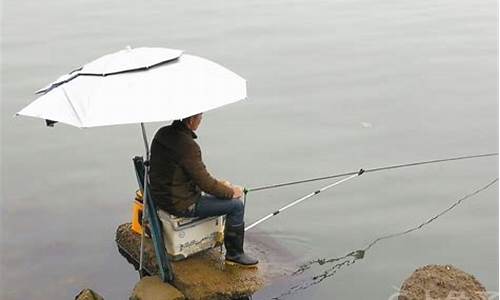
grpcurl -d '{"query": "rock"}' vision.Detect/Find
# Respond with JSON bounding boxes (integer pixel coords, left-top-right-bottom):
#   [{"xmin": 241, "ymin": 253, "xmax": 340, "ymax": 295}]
[
  {"xmin": 130, "ymin": 276, "xmax": 185, "ymax": 300},
  {"xmin": 170, "ymin": 249, "xmax": 262, "ymax": 300},
  {"xmin": 398, "ymin": 264, "xmax": 488, "ymax": 300},
  {"xmin": 116, "ymin": 223, "xmax": 265, "ymax": 300},
  {"xmin": 116, "ymin": 223, "xmax": 159, "ymax": 275},
  {"xmin": 75, "ymin": 289, "xmax": 104, "ymax": 300}
]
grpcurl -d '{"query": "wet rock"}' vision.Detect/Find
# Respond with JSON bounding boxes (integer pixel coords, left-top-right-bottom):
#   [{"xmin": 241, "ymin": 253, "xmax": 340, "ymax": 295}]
[
  {"xmin": 130, "ymin": 276, "xmax": 185, "ymax": 300},
  {"xmin": 398, "ymin": 264, "xmax": 488, "ymax": 300},
  {"xmin": 116, "ymin": 223, "xmax": 265, "ymax": 300},
  {"xmin": 116, "ymin": 223, "xmax": 159, "ymax": 275},
  {"xmin": 75, "ymin": 289, "xmax": 104, "ymax": 300}
]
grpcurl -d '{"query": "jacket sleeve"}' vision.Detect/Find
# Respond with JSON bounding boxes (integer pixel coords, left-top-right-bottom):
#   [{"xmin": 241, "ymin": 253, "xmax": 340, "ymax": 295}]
[{"xmin": 180, "ymin": 141, "xmax": 234, "ymax": 199}]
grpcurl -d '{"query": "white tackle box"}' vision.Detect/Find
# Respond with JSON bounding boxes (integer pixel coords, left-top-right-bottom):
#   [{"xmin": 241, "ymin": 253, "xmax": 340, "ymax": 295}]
[{"xmin": 157, "ymin": 210, "xmax": 225, "ymax": 261}]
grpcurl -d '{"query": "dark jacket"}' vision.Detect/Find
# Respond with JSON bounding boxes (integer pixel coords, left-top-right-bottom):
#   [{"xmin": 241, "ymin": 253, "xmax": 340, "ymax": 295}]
[{"xmin": 149, "ymin": 121, "xmax": 234, "ymax": 213}]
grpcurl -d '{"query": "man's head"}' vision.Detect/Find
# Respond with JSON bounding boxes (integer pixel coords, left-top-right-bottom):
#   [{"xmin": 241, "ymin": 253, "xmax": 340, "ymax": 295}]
[{"xmin": 182, "ymin": 113, "xmax": 203, "ymax": 131}]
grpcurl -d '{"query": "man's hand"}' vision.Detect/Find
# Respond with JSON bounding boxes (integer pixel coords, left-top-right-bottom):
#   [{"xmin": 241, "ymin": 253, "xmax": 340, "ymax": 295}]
[
  {"xmin": 232, "ymin": 185, "xmax": 244, "ymax": 199},
  {"xmin": 221, "ymin": 180, "xmax": 232, "ymax": 188},
  {"xmin": 221, "ymin": 180, "xmax": 243, "ymax": 199}
]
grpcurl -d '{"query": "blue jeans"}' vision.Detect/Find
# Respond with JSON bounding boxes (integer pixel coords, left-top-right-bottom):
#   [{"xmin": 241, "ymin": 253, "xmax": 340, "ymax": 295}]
[{"xmin": 194, "ymin": 194, "xmax": 244, "ymax": 227}]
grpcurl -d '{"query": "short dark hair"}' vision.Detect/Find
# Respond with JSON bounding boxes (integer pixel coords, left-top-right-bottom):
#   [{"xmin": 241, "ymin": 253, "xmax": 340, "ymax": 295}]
[
  {"xmin": 181, "ymin": 116, "xmax": 192, "ymax": 124},
  {"xmin": 182, "ymin": 113, "xmax": 202, "ymax": 123}
]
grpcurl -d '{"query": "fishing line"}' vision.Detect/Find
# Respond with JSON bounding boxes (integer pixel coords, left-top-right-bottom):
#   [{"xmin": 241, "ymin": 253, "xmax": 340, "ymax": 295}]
[
  {"xmin": 270, "ymin": 177, "xmax": 498, "ymax": 299},
  {"xmin": 246, "ymin": 152, "xmax": 498, "ymax": 193},
  {"xmin": 295, "ymin": 177, "xmax": 499, "ymax": 276},
  {"xmin": 360, "ymin": 177, "xmax": 499, "ymax": 253}
]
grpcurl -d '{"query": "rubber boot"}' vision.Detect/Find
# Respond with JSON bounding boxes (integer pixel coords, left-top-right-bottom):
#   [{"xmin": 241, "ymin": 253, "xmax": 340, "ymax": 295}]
[{"xmin": 224, "ymin": 223, "xmax": 259, "ymax": 267}]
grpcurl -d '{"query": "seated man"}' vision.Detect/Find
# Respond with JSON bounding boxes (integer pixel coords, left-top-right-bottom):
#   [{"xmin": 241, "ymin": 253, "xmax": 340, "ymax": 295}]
[{"xmin": 149, "ymin": 113, "xmax": 258, "ymax": 267}]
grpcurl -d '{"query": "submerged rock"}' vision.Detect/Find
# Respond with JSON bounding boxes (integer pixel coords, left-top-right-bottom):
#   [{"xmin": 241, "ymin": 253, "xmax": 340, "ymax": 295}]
[
  {"xmin": 116, "ymin": 223, "xmax": 265, "ymax": 300},
  {"xmin": 398, "ymin": 264, "xmax": 487, "ymax": 300},
  {"xmin": 75, "ymin": 289, "xmax": 104, "ymax": 300},
  {"xmin": 130, "ymin": 276, "xmax": 185, "ymax": 300}
]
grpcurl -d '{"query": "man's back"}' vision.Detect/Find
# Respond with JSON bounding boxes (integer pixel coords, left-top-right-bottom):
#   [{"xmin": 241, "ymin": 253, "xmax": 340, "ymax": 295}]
[{"xmin": 150, "ymin": 120, "xmax": 233, "ymax": 214}]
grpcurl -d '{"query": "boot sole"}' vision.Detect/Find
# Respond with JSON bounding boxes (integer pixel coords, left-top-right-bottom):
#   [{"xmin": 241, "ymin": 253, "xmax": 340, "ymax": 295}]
[{"xmin": 225, "ymin": 260, "xmax": 259, "ymax": 268}]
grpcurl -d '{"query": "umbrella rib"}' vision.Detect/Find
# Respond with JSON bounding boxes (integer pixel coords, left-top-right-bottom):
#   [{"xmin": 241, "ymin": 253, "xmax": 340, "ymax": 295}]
[
  {"xmin": 36, "ymin": 74, "xmax": 79, "ymax": 95},
  {"xmin": 79, "ymin": 57, "xmax": 180, "ymax": 76},
  {"xmin": 37, "ymin": 58, "xmax": 180, "ymax": 95},
  {"xmin": 61, "ymin": 86, "xmax": 84, "ymax": 127}
]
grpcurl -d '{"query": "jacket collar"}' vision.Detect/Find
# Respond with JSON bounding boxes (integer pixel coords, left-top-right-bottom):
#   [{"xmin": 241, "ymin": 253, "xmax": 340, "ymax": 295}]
[{"xmin": 172, "ymin": 120, "xmax": 197, "ymax": 139}]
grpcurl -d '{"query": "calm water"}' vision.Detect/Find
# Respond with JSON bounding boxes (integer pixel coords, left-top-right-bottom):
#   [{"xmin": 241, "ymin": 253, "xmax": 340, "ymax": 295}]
[{"xmin": 1, "ymin": 0, "xmax": 498, "ymax": 299}]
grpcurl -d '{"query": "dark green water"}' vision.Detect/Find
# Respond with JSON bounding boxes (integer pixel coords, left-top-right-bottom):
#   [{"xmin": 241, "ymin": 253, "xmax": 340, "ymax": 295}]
[{"xmin": 1, "ymin": 0, "xmax": 498, "ymax": 299}]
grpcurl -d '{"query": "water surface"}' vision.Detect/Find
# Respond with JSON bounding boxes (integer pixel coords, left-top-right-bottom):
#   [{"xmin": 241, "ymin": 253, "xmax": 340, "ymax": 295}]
[{"xmin": 1, "ymin": 0, "xmax": 498, "ymax": 299}]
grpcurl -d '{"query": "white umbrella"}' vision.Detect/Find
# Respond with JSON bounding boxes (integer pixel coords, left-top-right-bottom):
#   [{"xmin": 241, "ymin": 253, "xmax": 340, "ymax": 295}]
[
  {"xmin": 18, "ymin": 46, "xmax": 246, "ymax": 127},
  {"xmin": 16, "ymin": 46, "xmax": 248, "ymax": 283}
]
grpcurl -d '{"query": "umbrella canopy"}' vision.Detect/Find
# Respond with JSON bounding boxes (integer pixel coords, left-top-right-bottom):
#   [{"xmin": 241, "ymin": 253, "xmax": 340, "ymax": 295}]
[{"xmin": 17, "ymin": 46, "xmax": 247, "ymax": 127}]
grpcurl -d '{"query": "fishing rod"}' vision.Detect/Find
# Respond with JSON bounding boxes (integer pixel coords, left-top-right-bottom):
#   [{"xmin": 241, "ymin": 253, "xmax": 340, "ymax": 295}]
[
  {"xmin": 243, "ymin": 152, "xmax": 497, "ymax": 231},
  {"xmin": 245, "ymin": 169, "xmax": 365, "ymax": 231},
  {"xmin": 245, "ymin": 152, "xmax": 498, "ymax": 193}
]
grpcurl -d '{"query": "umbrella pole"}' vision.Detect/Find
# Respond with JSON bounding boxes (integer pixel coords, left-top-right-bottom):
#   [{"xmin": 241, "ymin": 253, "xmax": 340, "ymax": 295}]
[
  {"xmin": 139, "ymin": 123, "xmax": 150, "ymax": 277},
  {"xmin": 138, "ymin": 123, "xmax": 174, "ymax": 282}
]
